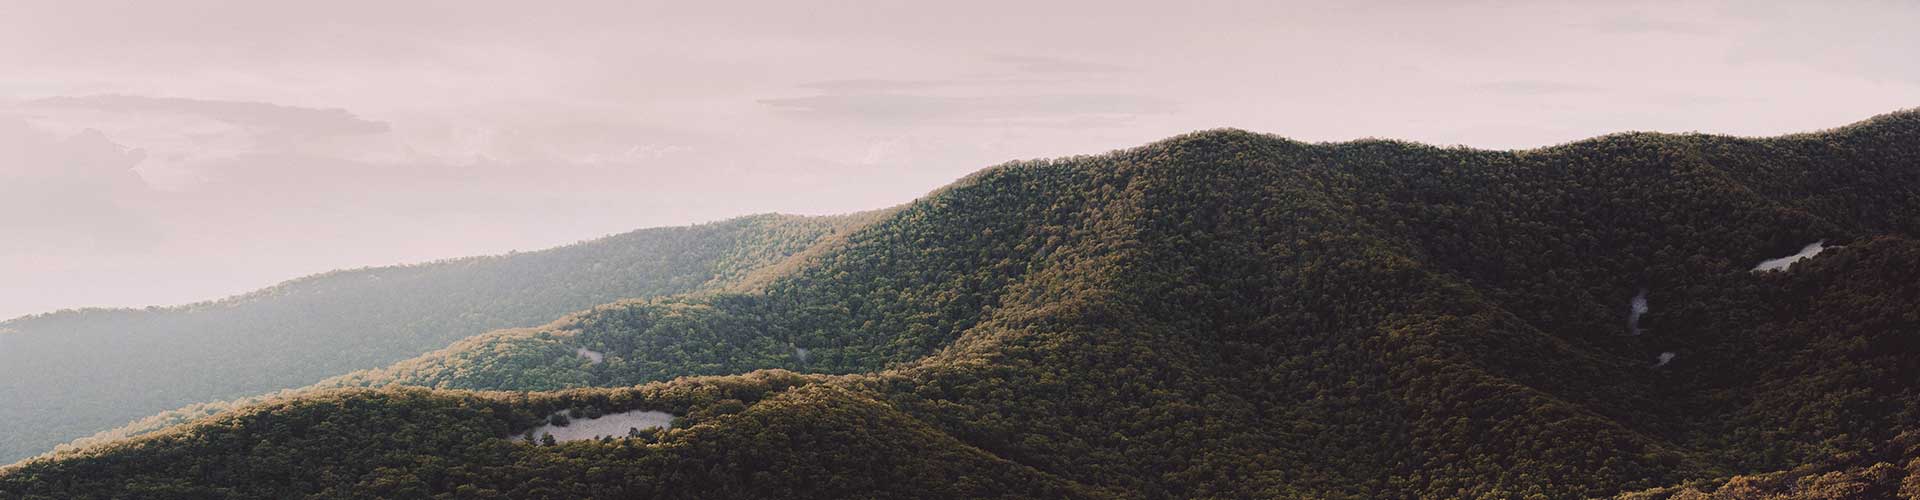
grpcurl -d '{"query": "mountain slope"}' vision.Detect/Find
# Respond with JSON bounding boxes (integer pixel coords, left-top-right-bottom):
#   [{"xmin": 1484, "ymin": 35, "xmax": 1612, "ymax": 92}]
[
  {"xmin": 0, "ymin": 213, "xmax": 858, "ymax": 463},
  {"xmin": 5, "ymin": 110, "xmax": 1919, "ymax": 498}
]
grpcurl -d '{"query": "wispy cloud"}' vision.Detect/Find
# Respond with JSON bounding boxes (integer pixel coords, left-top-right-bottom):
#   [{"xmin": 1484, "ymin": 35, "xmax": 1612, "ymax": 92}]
[
  {"xmin": 988, "ymin": 55, "xmax": 1130, "ymax": 75},
  {"xmin": 27, "ymin": 95, "xmax": 390, "ymax": 137},
  {"xmin": 0, "ymin": 116, "xmax": 158, "ymax": 254},
  {"xmin": 13, "ymin": 95, "xmax": 403, "ymax": 190},
  {"xmin": 770, "ymin": 55, "xmax": 1157, "ymax": 127},
  {"xmin": 760, "ymin": 93, "xmax": 1174, "ymax": 127},
  {"xmin": 1574, "ymin": 14, "xmax": 1715, "ymax": 36},
  {"xmin": 1469, "ymin": 80, "xmax": 1602, "ymax": 96},
  {"xmin": 797, "ymin": 79, "xmax": 956, "ymax": 94}
]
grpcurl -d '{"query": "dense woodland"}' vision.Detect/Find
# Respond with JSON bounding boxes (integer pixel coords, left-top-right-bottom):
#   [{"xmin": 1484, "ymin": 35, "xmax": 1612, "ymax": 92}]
[
  {"xmin": 4, "ymin": 110, "xmax": 1920, "ymax": 498},
  {"xmin": 0, "ymin": 213, "xmax": 855, "ymax": 463}
]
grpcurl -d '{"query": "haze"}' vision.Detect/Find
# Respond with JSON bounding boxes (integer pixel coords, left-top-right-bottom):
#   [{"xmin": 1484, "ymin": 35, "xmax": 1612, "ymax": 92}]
[{"xmin": 2, "ymin": 0, "xmax": 1916, "ymax": 320}]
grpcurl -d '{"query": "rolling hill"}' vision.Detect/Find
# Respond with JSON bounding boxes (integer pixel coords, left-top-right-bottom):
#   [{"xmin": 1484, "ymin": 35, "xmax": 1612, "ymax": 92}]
[
  {"xmin": 0, "ymin": 213, "xmax": 858, "ymax": 463},
  {"xmin": 4, "ymin": 110, "xmax": 1919, "ymax": 498}
]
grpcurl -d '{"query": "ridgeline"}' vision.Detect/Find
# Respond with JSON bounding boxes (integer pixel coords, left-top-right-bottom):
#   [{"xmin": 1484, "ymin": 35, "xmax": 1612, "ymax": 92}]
[{"xmin": 6, "ymin": 111, "xmax": 1920, "ymax": 499}]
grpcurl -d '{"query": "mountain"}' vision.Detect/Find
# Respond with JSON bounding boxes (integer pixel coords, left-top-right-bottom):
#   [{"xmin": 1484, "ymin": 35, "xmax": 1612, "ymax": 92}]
[
  {"xmin": 0, "ymin": 213, "xmax": 858, "ymax": 463},
  {"xmin": 5, "ymin": 110, "xmax": 1919, "ymax": 499}
]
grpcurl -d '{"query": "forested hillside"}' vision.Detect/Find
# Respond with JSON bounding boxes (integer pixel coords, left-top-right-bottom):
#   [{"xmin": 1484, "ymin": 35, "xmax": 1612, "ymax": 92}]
[
  {"xmin": 5, "ymin": 110, "xmax": 1918, "ymax": 499},
  {"xmin": 0, "ymin": 213, "xmax": 857, "ymax": 463}
]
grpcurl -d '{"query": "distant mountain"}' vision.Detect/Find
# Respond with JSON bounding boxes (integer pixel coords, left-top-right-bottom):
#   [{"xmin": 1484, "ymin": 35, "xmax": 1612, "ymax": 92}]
[
  {"xmin": 5, "ymin": 110, "xmax": 1919, "ymax": 499},
  {"xmin": 0, "ymin": 213, "xmax": 858, "ymax": 463}
]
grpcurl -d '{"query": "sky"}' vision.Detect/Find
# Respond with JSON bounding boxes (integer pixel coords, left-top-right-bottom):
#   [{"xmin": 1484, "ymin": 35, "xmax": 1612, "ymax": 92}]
[{"xmin": 1, "ymin": 0, "xmax": 1917, "ymax": 320}]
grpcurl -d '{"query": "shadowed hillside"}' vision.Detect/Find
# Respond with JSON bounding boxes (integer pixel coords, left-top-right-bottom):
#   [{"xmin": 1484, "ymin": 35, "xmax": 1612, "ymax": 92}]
[{"xmin": 5, "ymin": 110, "xmax": 1919, "ymax": 499}]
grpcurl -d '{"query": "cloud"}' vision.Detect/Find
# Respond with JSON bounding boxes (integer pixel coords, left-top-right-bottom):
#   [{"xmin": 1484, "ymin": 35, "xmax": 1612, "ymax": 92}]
[
  {"xmin": 0, "ymin": 116, "xmax": 158, "ymax": 254},
  {"xmin": 0, "ymin": 117, "xmax": 147, "ymax": 186},
  {"xmin": 11, "ymin": 95, "xmax": 406, "ymax": 189},
  {"xmin": 771, "ymin": 54, "xmax": 1153, "ymax": 129},
  {"xmin": 1575, "ymin": 14, "xmax": 1715, "ymax": 36},
  {"xmin": 989, "ymin": 55, "xmax": 1130, "ymax": 74},
  {"xmin": 798, "ymin": 79, "xmax": 956, "ymax": 94},
  {"xmin": 760, "ymin": 93, "xmax": 1174, "ymax": 127},
  {"xmin": 27, "ymin": 95, "xmax": 389, "ymax": 137},
  {"xmin": 1723, "ymin": 3, "xmax": 1920, "ymax": 85},
  {"xmin": 1470, "ymin": 80, "xmax": 1602, "ymax": 96}
]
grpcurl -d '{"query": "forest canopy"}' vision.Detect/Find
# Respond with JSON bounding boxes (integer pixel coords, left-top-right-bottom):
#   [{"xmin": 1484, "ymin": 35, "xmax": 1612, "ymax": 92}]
[{"xmin": 5, "ymin": 110, "xmax": 1920, "ymax": 499}]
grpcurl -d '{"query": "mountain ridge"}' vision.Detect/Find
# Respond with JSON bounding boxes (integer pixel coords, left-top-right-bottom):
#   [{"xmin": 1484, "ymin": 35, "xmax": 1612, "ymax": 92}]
[
  {"xmin": 6, "ymin": 109, "xmax": 1919, "ymax": 498},
  {"xmin": 0, "ymin": 212, "xmax": 864, "ymax": 463},
  {"xmin": 0, "ymin": 212, "xmax": 849, "ymax": 326}
]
